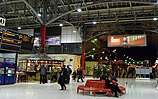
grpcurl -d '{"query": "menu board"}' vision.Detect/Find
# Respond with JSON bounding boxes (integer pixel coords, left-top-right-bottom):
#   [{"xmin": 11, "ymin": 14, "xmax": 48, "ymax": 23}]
[{"xmin": 0, "ymin": 30, "xmax": 34, "ymax": 52}]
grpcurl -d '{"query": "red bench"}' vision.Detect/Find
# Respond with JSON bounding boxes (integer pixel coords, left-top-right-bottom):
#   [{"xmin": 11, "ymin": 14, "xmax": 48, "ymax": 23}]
[{"xmin": 77, "ymin": 79, "xmax": 126, "ymax": 96}]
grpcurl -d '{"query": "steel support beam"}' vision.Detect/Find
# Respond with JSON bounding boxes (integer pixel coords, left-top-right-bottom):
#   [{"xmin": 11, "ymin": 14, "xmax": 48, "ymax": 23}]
[
  {"xmin": 46, "ymin": 1, "xmax": 157, "ymax": 26},
  {"xmin": 22, "ymin": 0, "xmax": 43, "ymax": 24}
]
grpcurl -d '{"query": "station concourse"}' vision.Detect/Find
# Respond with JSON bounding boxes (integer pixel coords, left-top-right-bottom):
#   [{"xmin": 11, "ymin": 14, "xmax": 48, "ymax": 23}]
[{"xmin": 0, "ymin": 0, "xmax": 158, "ymax": 99}]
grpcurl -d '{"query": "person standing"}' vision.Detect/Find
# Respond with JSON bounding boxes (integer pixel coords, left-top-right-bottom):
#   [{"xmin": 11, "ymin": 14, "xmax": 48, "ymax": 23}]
[
  {"xmin": 39, "ymin": 65, "xmax": 47, "ymax": 84},
  {"xmin": 66, "ymin": 65, "xmax": 72, "ymax": 84},
  {"xmin": 77, "ymin": 67, "xmax": 84, "ymax": 82},
  {"xmin": 58, "ymin": 65, "xmax": 67, "ymax": 90},
  {"xmin": 72, "ymin": 70, "xmax": 77, "ymax": 81}
]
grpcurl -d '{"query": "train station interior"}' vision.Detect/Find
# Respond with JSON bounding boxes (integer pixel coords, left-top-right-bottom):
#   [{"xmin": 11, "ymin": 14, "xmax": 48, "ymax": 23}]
[{"xmin": 0, "ymin": 0, "xmax": 158, "ymax": 99}]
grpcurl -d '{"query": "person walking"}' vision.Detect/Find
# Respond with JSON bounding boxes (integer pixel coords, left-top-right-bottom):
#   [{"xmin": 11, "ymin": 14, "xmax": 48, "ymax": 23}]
[
  {"xmin": 66, "ymin": 65, "xmax": 72, "ymax": 84},
  {"xmin": 39, "ymin": 65, "xmax": 47, "ymax": 84},
  {"xmin": 58, "ymin": 65, "xmax": 67, "ymax": 90},
  {"xmin": 72, "ymin": 70, "xmax": 77, "ymax": 81},
  {"xmin": 77, "ymin": 67, "xmax": 84, "ymax": 82}
]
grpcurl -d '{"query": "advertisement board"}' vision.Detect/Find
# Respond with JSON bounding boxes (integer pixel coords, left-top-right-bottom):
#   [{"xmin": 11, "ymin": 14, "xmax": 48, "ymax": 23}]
[{"xmin": 108, "ymin": 34, "xmax": 147, "ymax": 47}]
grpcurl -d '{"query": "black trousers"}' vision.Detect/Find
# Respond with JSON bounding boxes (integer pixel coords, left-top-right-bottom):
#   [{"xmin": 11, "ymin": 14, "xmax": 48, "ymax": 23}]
[
  {"xmin": 107, "ymin": 84, "xmax": 121, "ymax": 97},
  {"xmin": 77, "ymin": 75, "xmax": 84, "ymax": 82},
  {"xmin": 40, "ymin": 75, "xmax": 46, "ymax": 84}
]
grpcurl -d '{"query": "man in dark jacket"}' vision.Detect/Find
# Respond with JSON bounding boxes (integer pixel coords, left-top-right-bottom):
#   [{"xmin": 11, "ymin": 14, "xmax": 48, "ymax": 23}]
[
  {"xmin": 66, "ymin": 65, "xmax": 72, "ymax": 84},
  {"xmin": 77, "ymin": 67, "xmax": 84, "ymax": 82},
  {"xmin": 58, "ymin": 65, "xmax": 67, "ymax": 90},
  {"xmin": 106, "ymin": 76, "xmax": 121, "ymax": 98},
  {"xmin": 39, "ymin": 65, "xmax": 47, "ymax": 84}
]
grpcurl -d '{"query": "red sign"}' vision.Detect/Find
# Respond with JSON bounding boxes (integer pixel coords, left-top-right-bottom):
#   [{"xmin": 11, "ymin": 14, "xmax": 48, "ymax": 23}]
[{"xmin": 8, "ymin": 64, "xmax": 14, "ymax": 66}]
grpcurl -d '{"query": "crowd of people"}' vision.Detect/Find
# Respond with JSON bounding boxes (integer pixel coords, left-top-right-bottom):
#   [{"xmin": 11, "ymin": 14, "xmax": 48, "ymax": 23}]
[{"xmin": 39, "ymin": 65, "xmax": 85, "ymax": 90}]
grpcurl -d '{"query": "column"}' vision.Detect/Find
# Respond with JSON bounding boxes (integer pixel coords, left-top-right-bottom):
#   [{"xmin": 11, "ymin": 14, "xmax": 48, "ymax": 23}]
[
  {"xmin": 40, "ymin": 25, "xmax": 46, "ymax": 54},
  {"xmin": 81, "ymin": 41, "xmax": 85, "ymax": 69}
]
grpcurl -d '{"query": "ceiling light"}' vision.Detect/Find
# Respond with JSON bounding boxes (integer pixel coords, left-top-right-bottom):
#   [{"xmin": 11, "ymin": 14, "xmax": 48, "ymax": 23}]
[
  {"xmin": 38, "ymin": 13, "xmax": 42, "ymax": 16},
  {"xmin": 59, "ymin": 24, "xmax": 63, "ymax": 26},
  {"xmin": 94, "ymin": 38, "xmax": 97, "ymax": 41},
  {"xmin": 77, "ymin": 8, "xmax": 82, "ymax": 12},
  {"xmin": 113, "ymin": 49, "xmax": 116, "ymax": 52},
  {"xmin": 93, "ymin": 21, "xmax": 97, "ymax": 24},
  {"xmin": 92, "ymin": 48, "xmax": 95, "ymax": 51},
  {"xmin": 18, "ymin": 27, "xmax": 21, "ymax": 30},
  {"xmin": 73, "ymin": 30, "xmax": 76, "ymax": 33},
  {"xmin": 102, "ymin": 51, "xmax": 104, "ymax": 54},
  {"xmin": 153, "ymin": 18, "xmax": 158, "ymax": 21},
  {"xmin": 105, "ymin": 56, "xmax": 108, "ymax": 59}
]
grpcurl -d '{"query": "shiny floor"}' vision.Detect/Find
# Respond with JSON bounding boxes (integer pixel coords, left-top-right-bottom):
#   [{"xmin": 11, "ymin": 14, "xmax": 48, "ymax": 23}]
[{"xmin": 0, "ymin": 78, "xmax": 158, "ymax": 99}]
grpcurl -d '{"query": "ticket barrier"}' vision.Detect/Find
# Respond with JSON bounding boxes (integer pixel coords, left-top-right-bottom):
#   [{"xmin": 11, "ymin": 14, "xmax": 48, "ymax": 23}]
[
  {"xmin": 5, "ymin": 62, "xmax": 16, "ymax": 84},
  {"xmin": 0, "ymin": 62, "xmax": 5, "ymax": 84}
]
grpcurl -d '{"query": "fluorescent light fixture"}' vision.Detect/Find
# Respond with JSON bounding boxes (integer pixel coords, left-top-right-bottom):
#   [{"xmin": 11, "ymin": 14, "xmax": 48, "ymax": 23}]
[
  {"xmin": 153, "ymin": 18, "xmax": 158, "ymax": 21},
  {"xmin": 93, "ymin": 21, "xmax": 97, "ymax": 24},
  {"xmin": 77, "ymin": 8, "xmax": 82, "ymax": 12},
  {"xmin": 59, "ymin": 24, "xmax": 63, "ymax": 26},
  {"xmin": 38, "ymin": 13, "xmax": 42, "ymax": 16},
  {"xmin": 18, "ymin": 27, "xmax": 21, "ymax": 30}
]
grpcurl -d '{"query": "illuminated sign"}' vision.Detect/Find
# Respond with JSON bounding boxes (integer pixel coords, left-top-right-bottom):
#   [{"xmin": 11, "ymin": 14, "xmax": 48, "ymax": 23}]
[
  {"xmin": 0, "ymin": 30, "xmax": 34, "ymax": 52},
  {"xmin": 0, "ymin": 17, "xmax": 6, "ymax": 26},
  {"xmin": 108, "ymin": 34, "xmax": 147, "ymax": 47}
]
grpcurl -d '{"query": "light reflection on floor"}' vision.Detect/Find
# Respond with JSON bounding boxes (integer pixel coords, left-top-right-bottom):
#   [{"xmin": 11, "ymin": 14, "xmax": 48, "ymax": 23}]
[{"xmin": 0, "ymin": 78, "xmax": 157, "ymax": 99}]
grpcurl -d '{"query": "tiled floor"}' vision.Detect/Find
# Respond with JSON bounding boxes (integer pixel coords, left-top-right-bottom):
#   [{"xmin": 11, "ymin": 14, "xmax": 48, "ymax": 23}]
[{"xmin": 0, "ymin": 78, "xmax": 158, "ymax": 99}]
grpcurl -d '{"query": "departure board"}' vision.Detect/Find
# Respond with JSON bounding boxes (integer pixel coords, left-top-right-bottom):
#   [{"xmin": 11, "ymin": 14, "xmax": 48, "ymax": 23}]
[{"xmin": 0, "ymin": 29, "xmax": 34, "ymax": 52}]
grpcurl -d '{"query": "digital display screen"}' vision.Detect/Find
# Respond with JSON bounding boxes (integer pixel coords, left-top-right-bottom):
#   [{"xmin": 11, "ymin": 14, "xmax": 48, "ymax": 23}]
[
  {"xmin": 2, "ymin": 38, "xmax": 22, "ymax": 45},
  {"xmin": 46, "ymin": 36, "xmax": 61, "ymax": 45},
  {"xmin": 3, "ymin": 31, "xmax": 23, "ymax": 40},
  {"xmin": 0, "ymin": 30, "xmax": 34, "ymax": 52},
  {"xmin": 108, "ymin": 34, "xmax": 147, "ymax": 47}
]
